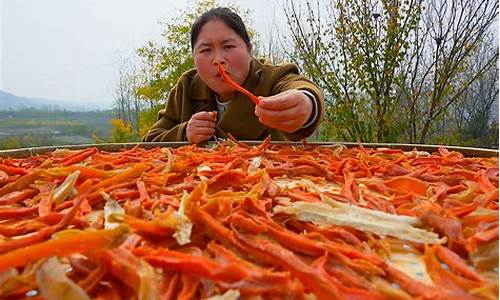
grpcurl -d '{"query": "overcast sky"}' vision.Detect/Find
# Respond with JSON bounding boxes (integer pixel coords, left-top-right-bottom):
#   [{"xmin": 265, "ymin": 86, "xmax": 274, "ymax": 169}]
[{"xmin": 1, "ymin": 0, "xmax": 285, "ymax": 109}]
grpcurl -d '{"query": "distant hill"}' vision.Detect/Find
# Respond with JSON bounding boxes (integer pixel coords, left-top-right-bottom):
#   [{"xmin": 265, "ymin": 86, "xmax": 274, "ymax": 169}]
[{"xmin": 0, "ymin": 90, "xmax": 111, "ymax": 111}]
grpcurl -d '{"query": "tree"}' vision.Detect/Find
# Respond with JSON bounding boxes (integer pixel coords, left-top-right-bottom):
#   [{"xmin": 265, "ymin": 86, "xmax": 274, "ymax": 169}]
[
  {"xmin": 400, "ymin": 0, "xmax": 498, "ymax": 143},
  {"xmin": 113, "ymin": 59, "xmax": 143, "ymax": 140},
  {"xmin": 283, "ymin": 0, "xmax": 421, "ymax": 142},
  {"xmin": 109, "ymin": 119, "xmax": 133, "ymax": 143},
  {"xmin": 450, "ymin": 34, "xmax": 499, "ymax": 148},
  {"xmin": 281, "ymin": 0, "xmax": 498, "ymax": 145}
]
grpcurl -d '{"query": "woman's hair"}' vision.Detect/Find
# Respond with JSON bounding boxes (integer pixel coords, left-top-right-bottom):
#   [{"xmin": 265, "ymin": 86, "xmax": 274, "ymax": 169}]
[{"xmin": 190, "ymin": 7, "xmax": 251, "ymax": 51}]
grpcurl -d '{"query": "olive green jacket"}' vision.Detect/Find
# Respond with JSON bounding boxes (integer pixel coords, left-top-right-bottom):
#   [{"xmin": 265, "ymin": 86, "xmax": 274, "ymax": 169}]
[{"xmin": 142, "ymin": 58, "xmax": 324, "ymax": 142}]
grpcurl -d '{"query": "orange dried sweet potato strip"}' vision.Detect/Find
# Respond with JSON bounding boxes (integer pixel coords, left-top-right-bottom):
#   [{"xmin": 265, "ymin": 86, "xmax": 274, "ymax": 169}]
[
  {"xmin": 85, "ymin": 180, "xmax": 137, "ymax": 205},
  {"xmin": 424, "ymin": 245, "xmax": 486, "ymax": 296},
  {"xmin": 218, "ymin": 64, "xmax": 259, "ymax": 105},
  {"xmin": 0, "ymin": 225, "xmax": 128, "ymax": 272},
  {"xmin": 312, "ymin": 253, "xmax": 384, "ymax": 299},
  {"xmin": 291, "ymin": 157, "xmax": 333, "ymax": 177},
  {"xmin": 252, "ymin": 213, "xmax": 385, "ymax": 275},
  {"xmin": 102, "ymin": 246, "xmax": 158, "ymax": 299},
  {"xmin": 462, "ymin": 214, "xmax": 498, "ymax": 228},
  {"xmin": 384, "ymin": 175, "xmax": 429, "ymax": 196},
  {"xmin": 136, "ymin": 180, "xmax": 151, "ymax": 203},
  {"xmin": 189, "ymin": 203, "xmax": 276, "ymax": 265},
  {"xmin": 0, "ymin": 213, "xmax": 87, "ymax": 237},
  {"xmin": 109, "ymin": 188, "xmax": 140, "ymax": 200},
  {"xmin": 320, "ymin": 242, "xmax": 385, "ymax": 275},
  {"xmin": 228, "ymin": 212, "xmax": 267, "ymax": 235},
  {"xmin": 0, "ymin": 206, "xmax": 38, "ymax": 220},
  {"xmin": 159, "ymin": 273, "xmax": 180, "ymax": 300},
  {"xmin": 324, "ymin": 263, "xmax": 374, "ymax": 291},
  {"xmin": 78, "ymin": 260, "xmax": 107, "ymax": 293},
  {"xmin": 232, "ymin": 231, "xmax": 344, "ymax": 300},
  {"xmin": 288, "ymin": 220, "xmax": 363, "ymax": 246},
  {"xmin": 242, "ymin": 214, "xmax": 324, "ymax": 256},
  {"xmin": 63, "ymin": 165, "xmax": 110, "ymax": 178},
  {"xmin": 59, "ymin": 147, "xmax": 98, "ymax": 166},
  {"xmin": 206, "ymin": 241, "xmax": 291, "ymax": 285},
  {"xmin": 177, "ymin": 274, "xmax": 200, "ymax": 300},
  {"xmin": 93, "ymin": 163, "xmax": 149, "ymax": 191},
  {"xmin": 434, "ymin": 245, "xmax": 487, "ymax": 282},
  {"xmin": 466, "ymin": 227, "xmax": 499, "ymax": 252},
  {"xmin": 419, "ymin": 209, "xmax": 464, "ymax": 241},
  {"xmin": 134, "ymin": 247, "xmax": 251, "ymax": 283},
  {"xmin": 341, "ymin": 169, "xmax": 358, "ymax": 202},
  {"xmin": 37, "ymin": 187, "xmax": 54, "ymax": 217},
  {"xmin": 286, "ymin": 188, "xmax": 321, "ymax": 203},
  {"xmin": 0, "ymin": 189, "xmax": 38, "ymax": 205},
  {"xmin": 477, "ymin": 171, "xmax": 496, "ymax": 193},
  {"xmin": 0, "ymin": 171, "xmax": 39, "ymax": 197},
  {"xmin": 383, "ymin": 264, "xmax": 439, "ymax": 298},
  {"xmin": 113, "ymin": 213, "xmax": 175, "ymax": 240},
  {"xmin": 450, "ymin": 200, "xmax": 482, "ymax": 218},
  {"xmin": 0, "ymin": 221, "xmax": 45, "ymax": 237},
  {"xmin": 0, "ymin": 164, "xmax": 28, "ymax": 175},
  {"xmin": 93, "ymin": 281, "xmax": 123, "ymax": 300},
  {"xmin": 0, "ymin": 194, "xmax": 86, "ymax": 254}
]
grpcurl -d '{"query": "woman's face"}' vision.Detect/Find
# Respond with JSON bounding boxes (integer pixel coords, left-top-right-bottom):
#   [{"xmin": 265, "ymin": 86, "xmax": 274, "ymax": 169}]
[{"xmin": 193, "ymin": 19, "xmax": 252, "ymax": 100}]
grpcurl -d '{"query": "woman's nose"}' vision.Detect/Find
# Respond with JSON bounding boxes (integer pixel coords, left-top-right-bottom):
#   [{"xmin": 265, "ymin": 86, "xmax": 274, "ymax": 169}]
[{"xmin": 212, "ymin": 50, "xmax": 225, "ymax": 66}]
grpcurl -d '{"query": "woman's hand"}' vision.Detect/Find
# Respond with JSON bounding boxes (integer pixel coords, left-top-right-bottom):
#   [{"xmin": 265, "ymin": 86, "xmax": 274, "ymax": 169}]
[
  {"xmin": 254, "ymin": 89, "xmax": 313, "ymax": 133},
  {"xmin": 186, "ymin": 111, "xmax": 217, "ymax": 144}
]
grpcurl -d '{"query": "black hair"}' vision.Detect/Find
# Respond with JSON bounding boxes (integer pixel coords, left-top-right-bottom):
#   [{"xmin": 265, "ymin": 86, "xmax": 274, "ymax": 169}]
[{"xmin": 190, "ymin": 7, "xmax": 251, "ymax": 51}]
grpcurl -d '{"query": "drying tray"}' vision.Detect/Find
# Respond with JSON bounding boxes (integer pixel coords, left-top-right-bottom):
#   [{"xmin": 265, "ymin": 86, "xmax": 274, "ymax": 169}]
[{"xmin": 0, "ymin": 141, "xmax": 497, "ymax": 159}]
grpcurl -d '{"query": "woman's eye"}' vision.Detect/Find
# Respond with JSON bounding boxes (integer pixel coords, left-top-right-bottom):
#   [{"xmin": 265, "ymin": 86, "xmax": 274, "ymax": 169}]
[
  {"xmin": 200, "ymin": 48, "xmax": 210, "ymax": 53},
  {"xmin": 224, "ymin": 45, "xmax": 235, "ymax": 49}
]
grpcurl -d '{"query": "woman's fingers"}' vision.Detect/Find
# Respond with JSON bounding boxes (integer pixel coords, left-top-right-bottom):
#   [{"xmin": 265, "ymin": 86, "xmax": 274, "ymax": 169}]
[
  {"xmin": 191, "ymin": 127, "xmax": 216, "ymax": 136},
  {"xmin": 269, "ymin": 119, "xmax": 301, "ymax": 133},
  {"xmin": 257, "ymin": 91, "xmax": 297, "ymax": 110},
  {"xmin": 255, "ymin": 90, "xmax": 313, "ymax": 133},
  {"xmin": 191, "ymin": 119, "xmax": 216, "ymax": 128},
  {"xmin": 255, "ymin": 104, "xmax": 305, "ymax": 122},
  {"xmin": 193, "ymin": 111, "xmax": 217, "ymax": 121},
  {"xmin": 187, "ymin": 111, "xmax": 217, "ymax": 144},
  {"xmin": 189, "ymin": 134, "xmax": 215, "ymax": 144}
]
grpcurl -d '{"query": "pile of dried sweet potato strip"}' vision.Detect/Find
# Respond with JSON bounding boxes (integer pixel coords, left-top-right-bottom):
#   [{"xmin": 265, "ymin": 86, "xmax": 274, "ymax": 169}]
[{"xmin": 0, "ymin": 139, "xmax": 498, "ymax": 300}]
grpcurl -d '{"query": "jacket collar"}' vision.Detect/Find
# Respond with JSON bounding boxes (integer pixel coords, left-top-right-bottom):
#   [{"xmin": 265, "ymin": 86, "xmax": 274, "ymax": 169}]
[{"xmin": 190, "ymin": 57, "xmax": 263, "ymax": 101}]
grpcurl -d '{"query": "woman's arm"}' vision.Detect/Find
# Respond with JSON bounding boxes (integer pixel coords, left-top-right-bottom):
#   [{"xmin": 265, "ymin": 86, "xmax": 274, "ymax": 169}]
[{"xmin": 141, "ymin": 84, "xmax": 188, "ymax": 142}]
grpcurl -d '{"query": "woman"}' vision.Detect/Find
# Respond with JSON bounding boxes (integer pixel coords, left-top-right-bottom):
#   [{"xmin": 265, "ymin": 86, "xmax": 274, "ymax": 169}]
[{"xmin": 142, "ymin": 7, "xmax": 324, "ymax": 143}]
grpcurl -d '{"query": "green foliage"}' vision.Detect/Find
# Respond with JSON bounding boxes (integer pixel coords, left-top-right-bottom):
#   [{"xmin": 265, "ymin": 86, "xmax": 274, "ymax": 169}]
[
  {"xmin": 285, "ymin": 0, "xmax": 498, "ymax": 146},
  {"xmin": 0, "ymin": 137, "xmax": 21, "ymax": 150},
  {"xmin": 459, "ymin": 117, "xmax": 499, "ymax": 149},
  {"xmin": 91, "ymin": 132, "xmax": 105, "ymax": 144},
  {"xmin": 109, "ymin": 119, "xmax": 134, "ymax": 143},
  {"xmin": 286, "ymin": 0, "xmax": 421, "ymax": 143},
  {"xmin": 139, "ymin": 103, "xmax": 164, "ymax": 138}
]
